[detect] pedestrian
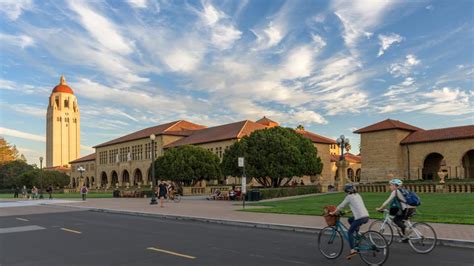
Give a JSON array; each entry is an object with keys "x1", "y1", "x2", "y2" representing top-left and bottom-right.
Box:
[
  {"x1": 46, "y1": 185, "x2": 53, "y2": 200},
  {"x1": 31, "y1": 186, "x2": 38, "y2": 199},
  {"x1": 158, "y1": 180, "x2": 167, "y2": 207},
  {"x1": 80, "y1": 185, "x2": 88, "y2": 201},
  {"x1": 21, "y1": 185, "x2": 27, "y2": 199},
  {"x1": 14, "y1": 186, "x2": 20, "y2": 198}
]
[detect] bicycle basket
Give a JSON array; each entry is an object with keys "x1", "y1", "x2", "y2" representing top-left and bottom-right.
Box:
[{"x1": 323, "y1": 205, "x2": 339, "y2": 226}]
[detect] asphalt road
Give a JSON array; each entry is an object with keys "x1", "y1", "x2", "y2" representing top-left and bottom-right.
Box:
[{"x1": 0, "y1": 209, "x2": 472, "y2": 266}]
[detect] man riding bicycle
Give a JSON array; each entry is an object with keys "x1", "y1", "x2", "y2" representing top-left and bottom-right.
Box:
[
  {"x1": 376, "y1": 179, "x2": 416, "y2": 242},
  {"x1": 330, "y1": 183, "x2": 369, "y2": 259}
]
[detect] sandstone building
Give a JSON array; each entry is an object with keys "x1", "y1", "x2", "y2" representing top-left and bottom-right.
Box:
[{"x1": 355, "y1": 119, "x2": 474, "y2": 182}]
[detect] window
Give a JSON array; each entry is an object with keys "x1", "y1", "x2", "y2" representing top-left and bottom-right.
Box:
[
  {"x1": 64, "y1": 99, "x2": 69, "y2": 108},
  {"x1": 99, "y1": 151, "x2": 108, "y2": 164},
  {"x1": 108, "y1": 149, "x2": 118, "y2": 163}
]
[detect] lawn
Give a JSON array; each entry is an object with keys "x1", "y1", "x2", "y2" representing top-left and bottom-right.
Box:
[
  {"x1": 0, "y1": 193, "x2": 113, "y2": 199},
  {"x1": 245, "y1": 192, "x2": 474, "y2": 225}
]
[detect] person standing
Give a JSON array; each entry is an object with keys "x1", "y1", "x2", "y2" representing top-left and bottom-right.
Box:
[
  {"x1": 31, "y1": 186, "x2": 38, "y2": 199},
  {"x1": 158, "y1": 181, "x2": 167, "y2": 208},
  {"x1": 80, "y1": 185, "x2": 88, "y2": 201},
  {"x1": 14, "y1": 186, "x2": 20, "y2": 198},
  {"x1": 21, "y1": 185, "x2": 27, "y2": 199},
  {"x1": 46, "y1": 185, "x2": 53, "y2": 200}
]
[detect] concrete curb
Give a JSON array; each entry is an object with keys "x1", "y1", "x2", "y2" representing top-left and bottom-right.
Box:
[{"x1": 51, "y1": 204, "x2": 474, "y2": 249}]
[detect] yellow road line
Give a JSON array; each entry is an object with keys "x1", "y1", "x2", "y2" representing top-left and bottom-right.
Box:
[
  {"x1": 60, "y1": 228, "x2": 82, "y2": 234},
  {"x1": 16, "y1": 218, "x2": 29, "y2": 222},
  {"x1": 147, "y1": 247, "x2": 196, "y2": 259}
]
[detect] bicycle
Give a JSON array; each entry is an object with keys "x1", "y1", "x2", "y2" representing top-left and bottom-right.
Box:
[
  {"x1": 165, "y1": 193, "x2": 181, "y2": 203},
  {"x1": 318, "y1": 211, "x2": 389, "y2": 265},
  {"x1": 369, "y1": 209, "x2": 437, "y2": 254}
]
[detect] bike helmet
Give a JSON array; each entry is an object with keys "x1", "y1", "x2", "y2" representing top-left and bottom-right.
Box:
[
  {"x1": 344, "y1": 183, "x2": 356, "y2": 193},
  {"x1": 389, "y1": 178, "x2": 403, "y2": 186}
]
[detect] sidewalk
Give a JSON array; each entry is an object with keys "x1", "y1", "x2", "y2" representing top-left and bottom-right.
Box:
[{"x1": 49, "y1": 197, "x2": 474, "y2": 248}]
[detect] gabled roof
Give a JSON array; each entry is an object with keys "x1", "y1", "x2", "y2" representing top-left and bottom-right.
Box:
[
  {"x1": 401, "y1": 125, "x2": 474, "y2": 145},
  {"x1": 330, "y1": 153, "x2": 362, "y2": 163},
  {"x1": 354, "y1": 119, "x2": 423, "y2": 134},
  {"x1": 70, "y1": 153, "x2": 96, "y2": 164},
  {"x1": 296, "y1": 130, "x2": 336, "y2": 144},
  {"x1": 94, "y1": 120, "x2": 206, "y2": 148},
  {"x1": 256, "y1": 116, "x2": 279, "y2": 127},
  {"x1": 164, "y1": 120, "x2": 267, "y2": 148}
]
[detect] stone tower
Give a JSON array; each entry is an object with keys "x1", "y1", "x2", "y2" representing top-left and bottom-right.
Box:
[{"x1": 46, "y1": 75, "x2": 80, "y2": 167}]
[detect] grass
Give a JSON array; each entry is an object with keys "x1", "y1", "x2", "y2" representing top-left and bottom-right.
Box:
[
  {"x1": 0, "y1": 193, "x2": 113, "y2": 199},
  {"x1": 244, "y1": 192, "x2": 474, "y2": 225}
]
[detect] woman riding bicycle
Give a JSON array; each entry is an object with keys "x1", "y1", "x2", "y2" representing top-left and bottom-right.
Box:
[
  {"x1": 376, "y1": 178, "x2": 416, "y2": 242},
  {"x1": 330, "y1": 183, "x2": 369, "y2": 259}
]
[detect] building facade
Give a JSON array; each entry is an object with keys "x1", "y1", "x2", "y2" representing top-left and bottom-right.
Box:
[
  {"x1": 355, "y1": 119, "x2": 474, "y2": 182},
  {"x1": 46, "y1": 76, "x2": 80, "y2": 168},
  {"x1": 69, "y1": 117, "x2": 341, "y2": 189}
]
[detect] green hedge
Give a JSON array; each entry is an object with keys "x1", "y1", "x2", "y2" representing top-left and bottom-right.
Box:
[{"x1": 259, "y1": 185, "x2": 321, "y2": 200}]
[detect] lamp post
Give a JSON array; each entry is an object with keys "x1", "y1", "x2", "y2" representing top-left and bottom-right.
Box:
[
  {"x1": 149, "y1": 134, "x2": 158, "y2": 205},
  {"x1": 335, "y1": 135, "x2": 350, "y2": 190},
  {"x1": 39, "y1": 156, "x2": 44, "y2": 199},
  {"x1": 77, "y1": 166, "x2": 85, "y2": 188},
  {"x1": 336, "y1": 135, "x2": 350, "y2": 161}
]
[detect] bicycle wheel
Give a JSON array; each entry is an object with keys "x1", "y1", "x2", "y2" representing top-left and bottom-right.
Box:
[
  {"x1": 408, "y1": 222, "x2": 437, "y2": 254},
  {"x1": 357, "y1": 231, "x2": 389, "y2": 265},
  {"x1": 369, "y1": 219, "x2": 394, "y2": 246},
  {"x1": 318, "y1": 226, "x2": 343, "y2": 259},
  {"x1": 173, "y1": 194, "x2": 181, "y2": 203}
]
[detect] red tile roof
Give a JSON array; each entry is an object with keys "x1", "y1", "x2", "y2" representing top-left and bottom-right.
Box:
[
  {"x1": 401, "y1": 125, "x2": 474, "y2": 144},
  {"x1": 354, "y1": 119, "x2": 423, "y2": 134},
  {"x1": 164, "y1": 120, "x2": 267, "y2": 148},
  {"x1": 52, "y1": 84, "x2": 74, "y2": 94},
  {"x1": 256, "y1": 116, "x2": 279, "y2": 127},
  {"x1": 296, "y1": 130, "x2": 336, "y2": 144},
  {"x1": 70, "y1": 153, "x2": 96, "y2": 164},
  {"x1": 330, "y1": 153, "x2": 362, "y2": 163},
  {"x1": 94, "y1": 120, "x2": 206, "y2": 148}
]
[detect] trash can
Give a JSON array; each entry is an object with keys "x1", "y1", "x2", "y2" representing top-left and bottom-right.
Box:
[{"x1": 250, "y1": 189, "x2": 260, "y2": 201}]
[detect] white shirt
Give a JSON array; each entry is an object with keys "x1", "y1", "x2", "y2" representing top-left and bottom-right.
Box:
[
  {"x1": 381, "y1": 189, "x2": 415, "y2": 210},
  {"x1": 337, "y1": 193, "x2": 369, "y2": 220}
]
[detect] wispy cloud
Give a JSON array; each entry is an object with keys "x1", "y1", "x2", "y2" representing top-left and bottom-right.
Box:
[
  {"x1": 0, "y1": 33, "x2": 34, "y2": 48},
  {"x1": 378, "y1": 33, "x2": 404, "y2": 57},
  {"x1": 0, "y1": 0, "x2": 33, "y2": 21},
  {"x1": 389, "y1": 54, "x2": 421, "y2": 77},
  {"x1": 0, "y1": 127, "x2": 45, "y2": 142}
]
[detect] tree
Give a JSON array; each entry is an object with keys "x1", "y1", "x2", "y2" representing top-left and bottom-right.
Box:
[
  {"x1": 0, "y1": 160, "x2": 34, "y2": 188},
  {"x1": 296, "y1": 125, "x2": 305, "y2": 130},
  {"x1": 221, "y1": 127, "x2": 323, "y2": 187},
  {"x1": 155, "y1": 145, "x2": 222, "y2": 186},
  {"x1": 0, "y1": 137, "x2": 20, "y2": 163}
]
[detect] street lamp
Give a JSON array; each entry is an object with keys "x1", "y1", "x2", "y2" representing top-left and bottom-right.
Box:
[
  {"x1": 39, "y1": 156, "x2": 44, "y2": 199},
  {"x1": 336, "y1": 135, "x2": 350, "y2": 161},
  {"x1": 77, "y1": 166, "x2": 85, "y2": 188},
  {"x1": 149, "y1": 134, "x2": 158, "y2": 205}
]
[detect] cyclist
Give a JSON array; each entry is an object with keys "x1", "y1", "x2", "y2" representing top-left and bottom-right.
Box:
[
  {"x1": 167, "y1": 183, "x2": 175, "y2": 200},
  {"x1": 376, "y1": 178, "x2": 416, "y2": 242},
  {"x1": 330, "y1": 183, "x2": 369, "y2": 259}
]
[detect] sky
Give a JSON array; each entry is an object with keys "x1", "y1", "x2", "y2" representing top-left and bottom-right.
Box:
[{"x1": 0, "y1": 0, "x2": 473, "y2": 166}]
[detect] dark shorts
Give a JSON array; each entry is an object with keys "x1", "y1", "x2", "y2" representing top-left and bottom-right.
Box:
[{"x1": 159, "y1": 193, "x2": 166, "y2": 198}]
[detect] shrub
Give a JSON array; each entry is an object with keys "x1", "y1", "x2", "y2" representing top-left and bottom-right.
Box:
[{"x1": 259, "y1": 185, "x2": 321, "y2": 200}]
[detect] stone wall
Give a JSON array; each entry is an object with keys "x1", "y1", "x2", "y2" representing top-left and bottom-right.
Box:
[{"x1": 359, "y1": 129, "x2": 412, "y2": 182}]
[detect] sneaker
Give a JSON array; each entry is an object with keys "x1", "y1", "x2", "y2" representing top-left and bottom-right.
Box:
[
  {"x1": 400, "y1": 238, "x2": 409, "y2": 243},
  {"x1": 346, "y1": 251, "x2": 358, "y2": 260}
]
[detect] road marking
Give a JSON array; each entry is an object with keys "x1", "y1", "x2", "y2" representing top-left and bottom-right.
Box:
[
  {"x1": 147, "y1": 247, "x2": 196, "y2": 259},
  {"x1": 0, "y1": 225, "x2": 45, "y2": 234},
  {"x1": 60, "y1": 228, "x2": 82, "y2": 234},
  {"x1": 16, "y1": 218, "x2": 29, "y2": 222}
]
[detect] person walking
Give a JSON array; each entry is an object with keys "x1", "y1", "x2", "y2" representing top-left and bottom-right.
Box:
[
  {"x1": 46, "y1": 185, "x2": 53, "y2": 200},
  {"x1": 80, "y1": 185, "x2": 88, "y2": 201},
  {"x1": 158, "y1": 180, "x2": 167, "y2": 208}
]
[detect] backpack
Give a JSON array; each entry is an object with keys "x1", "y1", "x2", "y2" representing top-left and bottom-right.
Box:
[
  {"x1": 398, "y1": 188, "x2": 421, "y2": 206},
  {"x1": 81, "y1": 187, "x2": 87, "y2": 194}
]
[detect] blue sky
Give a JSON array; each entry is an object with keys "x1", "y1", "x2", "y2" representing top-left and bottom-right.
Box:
[{"x1": 0, "y1": 0, "x2": 473, "y2": 166}]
